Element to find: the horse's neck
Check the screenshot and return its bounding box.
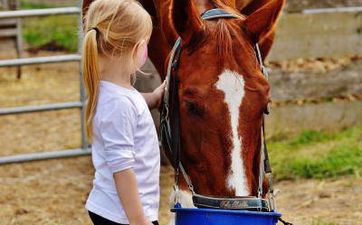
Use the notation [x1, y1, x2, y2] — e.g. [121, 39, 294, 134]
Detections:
[147, 33, 171, 80]
[146, 0, 174, 79]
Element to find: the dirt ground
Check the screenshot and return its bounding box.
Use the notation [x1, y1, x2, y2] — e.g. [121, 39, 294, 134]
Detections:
[0, 157, 361, 225]
[0, 50, 81, 156]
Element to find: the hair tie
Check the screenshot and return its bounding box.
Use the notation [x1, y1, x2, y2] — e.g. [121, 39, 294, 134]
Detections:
[88, 27, 99, 34]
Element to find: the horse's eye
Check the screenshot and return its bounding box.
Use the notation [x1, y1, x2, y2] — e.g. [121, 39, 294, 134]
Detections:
[185, 101, 204, 118]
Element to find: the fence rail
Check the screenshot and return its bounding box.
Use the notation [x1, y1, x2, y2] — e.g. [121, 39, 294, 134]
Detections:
[0, 7, 81, 68]
[0, 148, 91, 164]
[0, 7, 80, 19]
[0, 2, 87, 165]
[0, 28, 17, 38]
[0, 101, 82, 115]
[302, 6, 362, 14]
[0, 54, 81, 67]
[269, 7, 362, 60]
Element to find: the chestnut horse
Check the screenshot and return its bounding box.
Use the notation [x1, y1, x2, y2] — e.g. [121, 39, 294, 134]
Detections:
[83, 0, 285, 211]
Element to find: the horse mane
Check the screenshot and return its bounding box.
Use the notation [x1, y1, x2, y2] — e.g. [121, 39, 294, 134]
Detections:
[209, 1, 246, 67]
[213, 20, 233, 61]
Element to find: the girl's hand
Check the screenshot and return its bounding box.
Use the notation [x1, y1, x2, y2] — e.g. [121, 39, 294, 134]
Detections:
[141, 80, 166, 109]
[152, 80, 166, 108]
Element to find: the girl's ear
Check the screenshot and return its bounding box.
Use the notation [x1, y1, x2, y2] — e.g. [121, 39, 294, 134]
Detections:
[133, 40, 148, 69]
[172, 0, 205, 44]
[243, 0, 285, 43]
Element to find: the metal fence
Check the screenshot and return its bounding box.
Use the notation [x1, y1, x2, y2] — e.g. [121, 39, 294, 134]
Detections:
[0, 1, 90, 165]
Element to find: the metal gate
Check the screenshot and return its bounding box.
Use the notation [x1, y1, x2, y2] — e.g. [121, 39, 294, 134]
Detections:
[0, 1, 90, 164]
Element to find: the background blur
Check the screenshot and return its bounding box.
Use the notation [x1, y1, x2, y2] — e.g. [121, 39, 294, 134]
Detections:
[0, 0, 361, 224]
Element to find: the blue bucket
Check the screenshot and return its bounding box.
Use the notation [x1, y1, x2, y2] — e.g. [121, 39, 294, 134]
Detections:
[171, 208, 281, 225]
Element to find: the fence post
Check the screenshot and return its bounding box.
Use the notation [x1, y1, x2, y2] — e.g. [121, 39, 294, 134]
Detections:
[78, 0, 88, 151]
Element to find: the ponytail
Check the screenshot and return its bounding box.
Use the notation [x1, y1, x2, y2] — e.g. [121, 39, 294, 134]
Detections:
[82, 29, 100, 141]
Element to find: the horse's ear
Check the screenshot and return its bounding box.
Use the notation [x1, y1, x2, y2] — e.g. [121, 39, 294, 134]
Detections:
[243, 0, 285, 43]
[172, 0, 205, 44]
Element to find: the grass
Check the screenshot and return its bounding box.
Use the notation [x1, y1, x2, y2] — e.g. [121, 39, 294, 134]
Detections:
[21, 2, 56, 9]
[20, 1, 79, 52]
[269, 126, 362, 180]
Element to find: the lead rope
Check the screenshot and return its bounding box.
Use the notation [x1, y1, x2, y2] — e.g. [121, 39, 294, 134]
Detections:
[257, 124, 265, 199]
[262, 118, 276, 211]
[179, 163, 196, 194]
[164, 38, 183, 206]
[256, 44, 293, 225]
[278, 217, 294, 225]
[172, 39, 183, 206]
[255, 44, 275, 209]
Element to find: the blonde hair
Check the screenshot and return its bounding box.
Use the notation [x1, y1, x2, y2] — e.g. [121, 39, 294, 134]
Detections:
[82, 0, 152, 141]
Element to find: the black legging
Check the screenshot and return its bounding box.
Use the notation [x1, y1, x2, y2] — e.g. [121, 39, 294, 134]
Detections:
[88, 211, 159, 225]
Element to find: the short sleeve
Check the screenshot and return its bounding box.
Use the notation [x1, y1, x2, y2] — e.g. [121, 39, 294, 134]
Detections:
[99, 98, 137, 173]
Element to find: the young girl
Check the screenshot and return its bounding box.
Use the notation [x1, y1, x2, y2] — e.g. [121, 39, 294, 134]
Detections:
[82, 0, 164, 224]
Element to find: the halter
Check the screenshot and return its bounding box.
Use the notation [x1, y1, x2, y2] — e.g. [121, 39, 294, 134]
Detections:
[160, 8, 275, 212]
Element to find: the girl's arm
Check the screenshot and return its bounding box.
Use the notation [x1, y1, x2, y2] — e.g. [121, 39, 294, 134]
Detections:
[141, 81, 166, 109]
[114, 169, 152, 225]
[100, 99, 152, 225]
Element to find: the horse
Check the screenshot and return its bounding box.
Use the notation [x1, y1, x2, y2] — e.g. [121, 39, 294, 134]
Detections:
[83, 0, 285, 215]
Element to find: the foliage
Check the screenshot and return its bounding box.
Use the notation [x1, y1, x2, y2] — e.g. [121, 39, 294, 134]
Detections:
[269, 126, 362, 180]
[20, 1, 79, 52]
[21, 1, 54, 9]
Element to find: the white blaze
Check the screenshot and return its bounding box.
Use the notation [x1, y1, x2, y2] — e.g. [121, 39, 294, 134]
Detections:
[215, 69, 249, 196]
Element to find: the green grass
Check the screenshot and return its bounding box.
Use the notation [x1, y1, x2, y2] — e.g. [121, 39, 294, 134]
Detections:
[21, 2, 56, 9]
[20, 1, 79, 52]
[21, 0, 77, 9]
[269, 126, 362, 180]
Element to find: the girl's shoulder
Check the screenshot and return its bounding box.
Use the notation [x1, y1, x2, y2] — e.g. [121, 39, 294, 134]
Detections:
[98, 81, 147, 117]
[98, 90, 145, 119]
[99, 93, 136, 113]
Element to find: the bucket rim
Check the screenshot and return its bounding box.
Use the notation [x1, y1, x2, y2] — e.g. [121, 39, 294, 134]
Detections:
[171, 208, 281, 217]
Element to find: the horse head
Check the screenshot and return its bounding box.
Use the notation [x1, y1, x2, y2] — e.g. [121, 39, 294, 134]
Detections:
[166, 0, 285, 198]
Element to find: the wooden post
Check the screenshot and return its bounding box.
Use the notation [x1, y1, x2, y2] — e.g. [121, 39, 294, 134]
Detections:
[0, 0, 22, 79]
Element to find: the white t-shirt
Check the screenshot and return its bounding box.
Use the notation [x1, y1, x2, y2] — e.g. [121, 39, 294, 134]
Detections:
[85, 80, 160, 224]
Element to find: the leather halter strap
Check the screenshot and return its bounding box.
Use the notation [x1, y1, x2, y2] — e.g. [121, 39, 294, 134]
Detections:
[200, 8, 241, 19]
[160, 8, 273, 212]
